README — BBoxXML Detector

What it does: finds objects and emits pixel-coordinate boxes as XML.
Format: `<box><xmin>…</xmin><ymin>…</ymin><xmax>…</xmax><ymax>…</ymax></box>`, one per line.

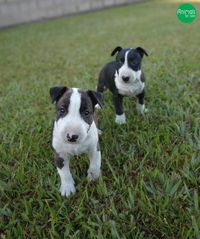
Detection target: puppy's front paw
<box><xmin>87</xmin><ymin>169</ymin><xmax>101</xmax><ymax>181</ymax></box>
<box><xmin>59</xmin><ymin>182</ymin><xmax>76</xmax><ymax>197</ymax></box>
<box><xmin>137</xmin><ymin>104</ymin><xmax>148</xmax><ymax>115</ymax></box>
<box><xmin>115</xmin><ymin>113</ymin><xmax>126</xmax><ymax>124</ymax></box>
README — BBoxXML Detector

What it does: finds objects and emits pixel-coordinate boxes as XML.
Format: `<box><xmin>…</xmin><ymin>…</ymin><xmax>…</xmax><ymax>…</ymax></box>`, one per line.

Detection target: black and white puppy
<box><xmin>50</xmin><ymin>87</ymin><xmax>102</xmax><ymax>197</ymax></box>
<box><xmin>97</xmin><ymin>46</ymin><xmax>148</xmax><ymax>124</ymax></box>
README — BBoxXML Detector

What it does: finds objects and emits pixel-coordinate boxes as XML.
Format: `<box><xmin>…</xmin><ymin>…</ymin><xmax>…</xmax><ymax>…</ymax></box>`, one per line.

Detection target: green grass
<box><xmin>0</xmin><ymin>0</ymin><xmax>200</xmax><ymax>238</ymax></box>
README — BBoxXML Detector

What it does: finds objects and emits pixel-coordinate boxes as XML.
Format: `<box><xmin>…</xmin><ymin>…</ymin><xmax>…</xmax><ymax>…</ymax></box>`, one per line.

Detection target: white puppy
<box><xmin>50</xmin><ymin>87</ymin><xmax>102</xmax><ymax>197</ymax></box>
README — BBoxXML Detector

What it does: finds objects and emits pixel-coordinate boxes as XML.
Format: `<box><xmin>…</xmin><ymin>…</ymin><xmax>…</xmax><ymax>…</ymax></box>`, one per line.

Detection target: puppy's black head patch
<box><xmin>50</xmin><ymin>86</ymin><xmax>68</xmax><ymax>103</ymax></box>
<box><xmin>126</xmin><ymin>49</ymin><xmax>143</xmax><ymax>71</ymax></box>
<box><xmin>114</xmin><ymin>47</ymin><xmax>148</xmax><ymax>71</ymax></box>
<box><xmin>79</xmin><ymin>90</ymin><xmax>94</xmax><ymax>125</ymax></box>
<box><xmin>135</xmin><ymin>47</ymin><xmax>148</xmax><ymax>58</ymax></box>
<box><xmin>50</xmin><ymin>87</ymin><xmax>72</xmax><ymax>121</ymax></box>
<box><xmin>79</xmin><ymin>90</ymin><xmax>103</xmax><ymax>125</ymax></box>
<box><xmin>87</xmin><ymin>91</ymin><xmax>103</xmax><ymax>109</ymax></box>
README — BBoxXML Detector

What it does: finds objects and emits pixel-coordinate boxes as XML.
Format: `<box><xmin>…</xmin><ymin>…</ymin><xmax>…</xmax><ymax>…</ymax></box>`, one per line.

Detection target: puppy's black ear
<box><xmin>135</xmin><ymin>47</ymin><xmax>148</xmax><ymax>58</ymax></box>
<box><xmin>87</xmin><ymin>90</ymin><xmax>103</xmax><ymax>108</ymax></box>
<box><xmin>111</xmin><ymin>46</ymin><xmax>122</xmax><ymax>56</ymax></box>
<box><xmin>50</xmin><ymin>86</ymin><xmax>68</xmax><ymax>103</ymax></box>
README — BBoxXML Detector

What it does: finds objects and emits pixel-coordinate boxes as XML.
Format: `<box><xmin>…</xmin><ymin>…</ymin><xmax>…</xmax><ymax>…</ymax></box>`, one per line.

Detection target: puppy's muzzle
<box><xmin>122</xmin><ymin>76</ymin><xmax>130</xmax><ymax>83</ymax></box>
<box><xmin>66</xmin><ymin>133</ymin><xmax>79</xmax><ymax>143</ymax></box>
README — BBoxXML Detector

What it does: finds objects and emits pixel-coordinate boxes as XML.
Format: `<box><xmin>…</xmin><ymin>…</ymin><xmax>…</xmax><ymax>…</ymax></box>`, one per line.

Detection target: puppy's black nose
<box><xmin>122</xmin><ymin>76</ymin><xmax>130</xmax><ymax>83</ymax></box>
<box><xmin>67</xmin><ymin>134</ymin><xmax>79</xmax><ymax>142</ymax></box>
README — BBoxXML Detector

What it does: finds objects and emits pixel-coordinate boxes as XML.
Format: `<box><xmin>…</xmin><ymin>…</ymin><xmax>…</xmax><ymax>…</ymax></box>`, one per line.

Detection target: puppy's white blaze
<box><xmin>124</xmin><ymin>50</ymin><xmax>130</xmax><ymax>68</ymax></box>
<box><xmin>68</xmin><ymin>88</ymin><xmax>81</xmax><ymax>117</ymax></box>
<box><xmin>118</xmin><ymin>50</ymin><xmax>132</xmax><ymax>78</ymax></box>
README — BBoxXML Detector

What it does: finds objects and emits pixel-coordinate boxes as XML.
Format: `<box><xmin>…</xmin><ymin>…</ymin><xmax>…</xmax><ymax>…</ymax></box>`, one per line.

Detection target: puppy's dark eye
<box><xmin>59</xmin><ymin>107</ymin><xmax>65</xmax><ymax>114</ymax></box>
<box><xmin>84</xmin><ymin>110</ymin><xmax>90</xmax><ymax>116</ymax></box>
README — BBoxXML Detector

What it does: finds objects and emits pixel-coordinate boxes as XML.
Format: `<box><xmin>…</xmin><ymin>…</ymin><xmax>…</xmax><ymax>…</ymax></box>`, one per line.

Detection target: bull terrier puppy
<box><xmin>97</xmin><ymin>46</ymin><xmax>148</xmax><ymax>124</ymax></box>
<box><xmin>50</xmin><ymin>87</ymin><xmax>103</xmax><ymax>197</ymax></box>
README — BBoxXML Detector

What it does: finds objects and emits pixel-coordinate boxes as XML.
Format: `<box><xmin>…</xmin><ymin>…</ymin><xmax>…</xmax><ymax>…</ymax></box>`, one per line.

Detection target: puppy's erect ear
<box><xmin>135</xmin><ymin>47</ymin><xmax>148</xmax><ymax>58</ymax></box>
<box><xmin>50</xmin><ymin>86</ymin><xmax>68</xmax><ymax>103</ymax></box>
<box><xmin>87</xmin><ymin>90</ymin><xmax>103</xmax><ymax>109</ymax></box>
<box><xmin>111</xmin><ymin>46</ymin><xmax>122</xmax><ymax>56</ymax></box>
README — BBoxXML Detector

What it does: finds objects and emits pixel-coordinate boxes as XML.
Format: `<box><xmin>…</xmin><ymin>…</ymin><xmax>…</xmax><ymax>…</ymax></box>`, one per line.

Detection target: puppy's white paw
<box><xmin>59</xmin><ymin>182</ymin><xmax>76</xmax><ymax>197</ymax></box>
<box><xmin>87</xmin><ymin>169</ymin><xmax>100</xmax><ymax>181</ymax></box>
<box><xmin>137</xmin><ymin>104</ymin><xmax>148</xmax><ymax>115</ymax></box>
<box><xmin>115</xmin><ymin>113</ymin><xmax>126</xmax><ymax>124</ymax></box>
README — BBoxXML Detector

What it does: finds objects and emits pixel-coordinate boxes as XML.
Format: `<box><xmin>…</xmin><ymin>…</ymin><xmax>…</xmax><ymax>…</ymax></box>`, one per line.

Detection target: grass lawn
<box><xmin>0</xmin><ymin>0</ymin><xmax>200</xmax><ymax>238</ymax></box>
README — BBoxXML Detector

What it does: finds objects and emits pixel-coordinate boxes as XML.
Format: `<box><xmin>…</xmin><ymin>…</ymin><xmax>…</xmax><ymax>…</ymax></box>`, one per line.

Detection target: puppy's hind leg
<box><xmin>96</xmin><ymin>73</ymin><xmax>106</xmax><ymax>109</ymax></box>
<box><xmin>113</xmin><ymin>94</ymin><xmax>126</xmax><ymax>124</ymax></box>
<box><xmin>96</xmin><ymin>79</ymin><xmax>105</xmax><ymax>93</ymax></box>
<box><xmin>136</xmin><ymin>90</ymin><xmax>148</xmax><ymax>115</ymax></box>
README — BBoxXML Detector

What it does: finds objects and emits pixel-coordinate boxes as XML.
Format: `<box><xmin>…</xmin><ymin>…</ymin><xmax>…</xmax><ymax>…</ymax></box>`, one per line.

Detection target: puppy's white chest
<box><xmin>52</xmin><ymin>122</ymin><xmax>98</xmax><ymax>157</ymax></box>
<box><xmin>65</xmin><ymin>143</ymin><xmax>87</xmax><ymax>156</ymax></box>
<box><xmin>116</xmin><ymin>79</ymin><xmax>144</xmax><ymax>97</ymax></box>
<box><xmin>114</xmin><ymin>70</ymin><xmax>144</xmax><ymax>97</ymax></box>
